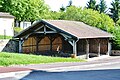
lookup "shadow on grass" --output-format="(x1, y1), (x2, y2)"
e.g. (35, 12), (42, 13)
(20, 69), (120, 80)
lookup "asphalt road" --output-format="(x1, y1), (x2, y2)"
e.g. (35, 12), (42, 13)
(21, 70), (120, 80)
(2, 62), (120, 80)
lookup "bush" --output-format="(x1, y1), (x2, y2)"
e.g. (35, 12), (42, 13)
(112, 26), (120, 50)
(13, 27), (23, 33)
(0, 35), (12, 39)
(61, 6), (114, 32)
(13, 27), (23, 35)
(116, 19), (120, 26)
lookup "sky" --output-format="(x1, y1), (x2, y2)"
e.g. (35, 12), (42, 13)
(44, 0), (113, 11)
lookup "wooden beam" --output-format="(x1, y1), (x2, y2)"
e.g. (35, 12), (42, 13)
(35, 31), (57, 34)
(36, 37), (39, 53)
(23, 33), (32, 40)
(62, 37), (65, 51)
(98, 43), (101, 57)
(60, 33), (72, 39)
(45, 25), (57, 32)
(60, 33), (73, 46)
(19, 40), (22, 53)
(34, 25), (44, 31)
(36, 36), (44, 54)
(68, 40), (74, 46)
(107, 42), (111, 56)
(19, 38), (23, 53)
(73, 40), (77, 56)
(44, 26), (46, 34)
(86, 39), (89, 59)
(49, 36), (53, 51)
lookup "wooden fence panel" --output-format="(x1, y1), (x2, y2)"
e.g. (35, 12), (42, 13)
(52, 37), (62, 51)
(22, 37), (36, 53)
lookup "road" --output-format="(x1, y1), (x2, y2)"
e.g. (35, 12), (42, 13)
(1, 62), (120, 80)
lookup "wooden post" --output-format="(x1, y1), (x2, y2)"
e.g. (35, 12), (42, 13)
(19, 39), (22, 53)
(107, 42), (111, 56)
(50, 36), (52, 51)
(36, 37), (39, 53)
(44, 26), (46, 34)
(86, 39), (89, 59)
(73, 40), (77, 57)
(98, 43), (101, 57)
(48, 35), (56, 52)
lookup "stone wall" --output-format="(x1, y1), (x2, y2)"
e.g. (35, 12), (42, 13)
(111, 50), (120, 56)
(0, 39), (19, 53)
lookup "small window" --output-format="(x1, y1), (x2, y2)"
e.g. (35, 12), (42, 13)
(23, 22), (31, 29)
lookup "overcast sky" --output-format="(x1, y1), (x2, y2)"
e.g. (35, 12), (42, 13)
(44, 0), (113, 11)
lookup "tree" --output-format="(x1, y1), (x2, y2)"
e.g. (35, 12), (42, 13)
(0, 0), (49, 22)
(49, 11), (61, 20)
(22, 0), (49, 22)
(60, 5), (65, 12)
(86, 0), (97, 10)
(112, 27), (120, 49)
(62, 6), (114, 32)
(99, 0), (107, 13)
(109, 0), (120, 23)
(67, 0), (73, 7)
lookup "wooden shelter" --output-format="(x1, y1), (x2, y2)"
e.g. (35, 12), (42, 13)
(14, 20), (113, 59)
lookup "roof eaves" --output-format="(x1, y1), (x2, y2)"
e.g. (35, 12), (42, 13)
(41, 20), (78, 39)
(78, 35), (114, 39)
(14, 20), (42, 38)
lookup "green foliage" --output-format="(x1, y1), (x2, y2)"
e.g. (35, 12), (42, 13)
(13, 27), (23, 33)
(0, 35), (12, 39)
(67, 0), (73, 7)
(0, 0), (49, 21)
(61, 6), (114, 32)
(112, 27), (120, 49)
(47, 11), (61, 20)
(99, 0), (107, 13)
(86, 0), (97, 10)
(0, 52), (83, 66)
(109, 0), (120, 23)
(60, 5), (66, 12)
(116, 19), (120, 26)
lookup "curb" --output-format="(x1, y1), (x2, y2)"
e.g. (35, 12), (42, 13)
(0, 61), (119, 78)
(0, 56), (120, 78)
(40, 62), (120, 72)
(0, 70), (32, 79)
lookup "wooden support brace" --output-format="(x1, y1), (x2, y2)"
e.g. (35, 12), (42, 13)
(73, 40), (77, 56)
(19, 38), (23, 53)
(107, 42), (111, 56)
(44, 26), (46, 34)
(98, 43), (101, 57)
(36, 37), (39, 53)
(86, 39), (89, 59)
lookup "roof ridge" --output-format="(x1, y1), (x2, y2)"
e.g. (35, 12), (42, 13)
(14, 20), (113, 38)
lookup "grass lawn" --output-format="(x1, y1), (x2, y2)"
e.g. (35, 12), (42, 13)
(0, 52), (85, 66)
(0, 35), (12, 39)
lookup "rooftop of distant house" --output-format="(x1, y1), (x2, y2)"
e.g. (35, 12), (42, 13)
(0, 12), (14, 18)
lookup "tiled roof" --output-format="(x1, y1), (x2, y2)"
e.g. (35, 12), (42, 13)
(0, 12), (14, 18)
(14, 20), (113, 39)
(45, 20), (113, 39)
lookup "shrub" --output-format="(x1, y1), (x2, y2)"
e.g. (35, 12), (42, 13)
(13, 27), (23, 35)
(112, 26), (120, 50)
(13, 27), (23, 33)
(61, 6), (114, 32)
(0, 35), (12, 39)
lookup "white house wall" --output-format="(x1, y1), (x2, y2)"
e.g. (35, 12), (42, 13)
(0, 18), (14, 36)
(20, 21), (31, 29)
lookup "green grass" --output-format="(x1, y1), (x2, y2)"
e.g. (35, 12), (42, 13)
(13, 27), (23, 33)
(0, 52), (85, 66)
(0, 35), (12, 39)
